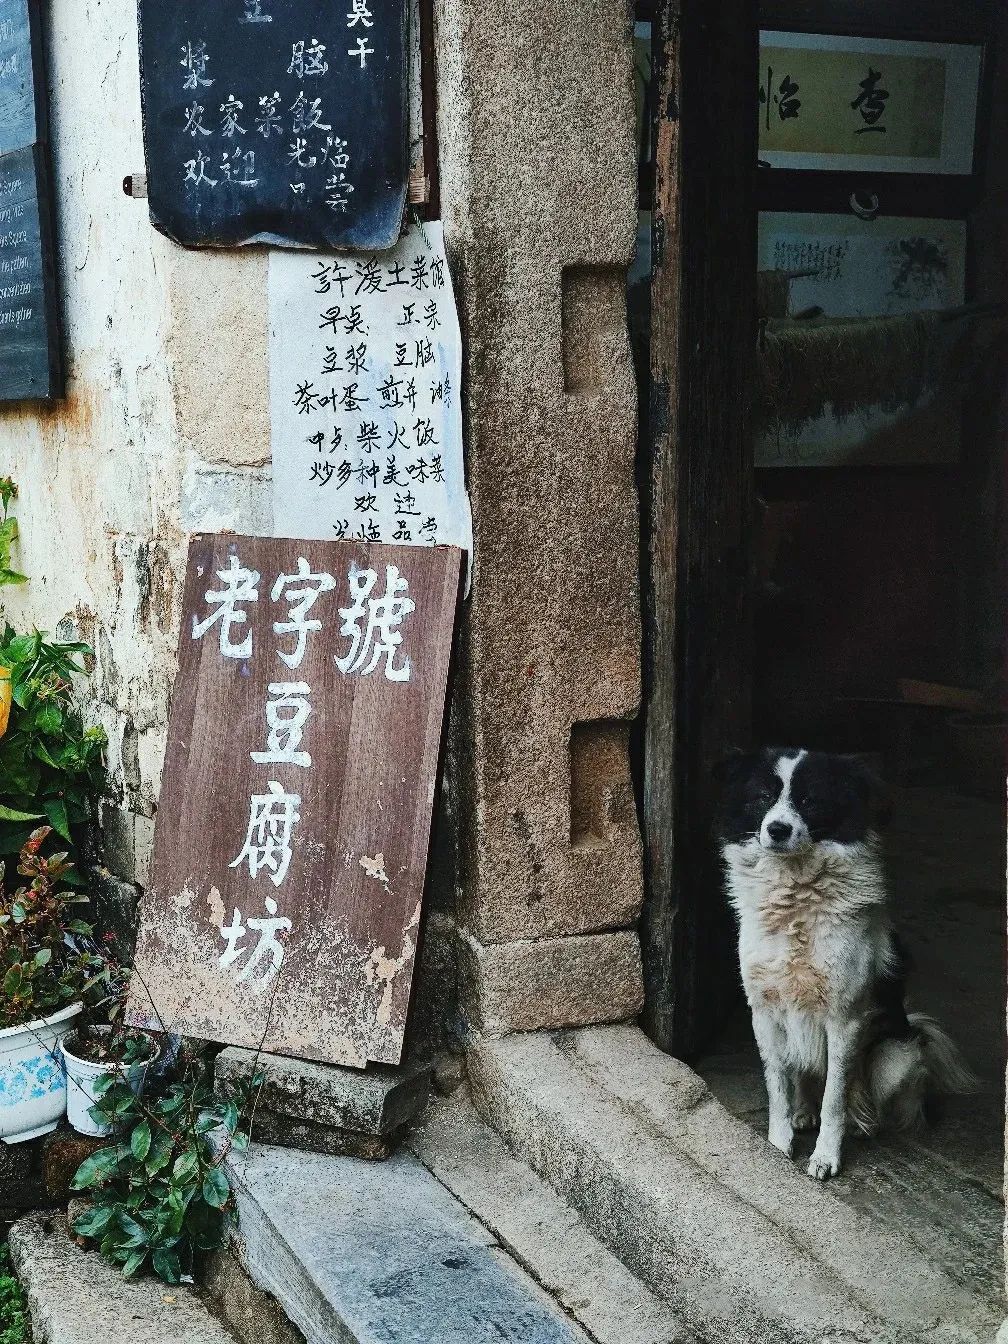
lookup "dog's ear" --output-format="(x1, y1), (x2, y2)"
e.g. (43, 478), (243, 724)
(712, 748), (758, 792)
(838, 753), (893, 828)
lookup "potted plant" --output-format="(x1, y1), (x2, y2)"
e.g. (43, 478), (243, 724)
(59, 957), (159, 1137)
(0, 828), (98, 1142)
(71, 1042), (260, 1284)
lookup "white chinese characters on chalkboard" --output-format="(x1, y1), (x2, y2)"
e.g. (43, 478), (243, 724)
(139, 0), (409, 249)
(269, 220), (473, 582)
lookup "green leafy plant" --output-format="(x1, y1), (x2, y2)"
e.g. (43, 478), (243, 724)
(0, 478), (27, 590)
(0, 628), (106, 875)
(70, 1043), (261, 1284)
(0, 1242), (29, 1344)
(0, 826), (101, 1030)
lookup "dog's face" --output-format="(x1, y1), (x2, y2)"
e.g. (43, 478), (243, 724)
(718, 749), (877, 856)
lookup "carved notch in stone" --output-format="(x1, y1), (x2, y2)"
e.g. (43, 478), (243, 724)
(570, 719), (636, 850)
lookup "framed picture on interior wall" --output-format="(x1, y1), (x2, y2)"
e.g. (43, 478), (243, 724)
(756, 212), (969, 467)
(758, 31), (984, 176)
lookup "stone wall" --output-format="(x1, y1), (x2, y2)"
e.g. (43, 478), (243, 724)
(436, 0), (645, 1034)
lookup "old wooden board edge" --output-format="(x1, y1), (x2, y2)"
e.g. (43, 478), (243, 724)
(126, 534), (462, 1068)
(642, 0), (757, 1059)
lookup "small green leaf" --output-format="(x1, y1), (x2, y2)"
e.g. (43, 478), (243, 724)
(33, 947), (51, 967)
(122, 1248), (147, 1278)
(172, 1146), (199, 1182)
(146, 1130), (173, 1175)
(130, 1121), (152, 1162)
(201, 1164), (230, 1209)
(71, 1145), (125, 1191)
(71, 1204), (116, 1239)
(41, 796), (72, 841)
(0, 803), (43, 822)
(152, 1247), (182, 1285)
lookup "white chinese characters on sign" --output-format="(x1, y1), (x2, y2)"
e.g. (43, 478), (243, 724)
(336, 563), (415, 682)
(189, 553), (416, 989)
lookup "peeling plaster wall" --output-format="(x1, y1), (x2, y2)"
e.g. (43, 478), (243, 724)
(0, 0), (271, 892)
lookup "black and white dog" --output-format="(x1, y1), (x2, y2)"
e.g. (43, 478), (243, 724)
(719, 749), (974, 1181)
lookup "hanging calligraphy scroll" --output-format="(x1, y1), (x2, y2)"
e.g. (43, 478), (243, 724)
(758, 32), (983, 176)
(126, 534), (461, 1068)
(0, 2), (61, 402)
(138, 0), (409, 249)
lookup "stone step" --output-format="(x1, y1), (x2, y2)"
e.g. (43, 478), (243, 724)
(214, 1046), (431, 1159)
(407, 1091), (697, 1344)
(468, 1025), (1002, 1344)
(9, 1212), (239, 1344)
(220, 1141), (598, 1344)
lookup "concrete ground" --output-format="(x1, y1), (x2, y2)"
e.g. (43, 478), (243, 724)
(696, 784), (1006, 1315)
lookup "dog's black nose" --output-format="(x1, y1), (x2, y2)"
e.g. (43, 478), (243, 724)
(767, 821), (792, 843)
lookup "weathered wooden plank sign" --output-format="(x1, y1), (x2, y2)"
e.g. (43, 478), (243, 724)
(138, 0), (409, 250)
(0, 0), (45, 155)
(0, 143), (60, 401)
(127, 534), (460, 1068)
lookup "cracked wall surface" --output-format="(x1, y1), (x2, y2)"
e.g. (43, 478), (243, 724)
(0, 0), (272, 895)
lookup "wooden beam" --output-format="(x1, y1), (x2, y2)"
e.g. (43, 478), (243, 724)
(642, 0), (758, 1059)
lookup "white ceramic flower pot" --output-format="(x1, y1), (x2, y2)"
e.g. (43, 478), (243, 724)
(60, 1029), (156, 1138)
(0, 1002), (83, 1144)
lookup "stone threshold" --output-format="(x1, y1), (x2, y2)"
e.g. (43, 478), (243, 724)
(467, 1024), (1003, 1344)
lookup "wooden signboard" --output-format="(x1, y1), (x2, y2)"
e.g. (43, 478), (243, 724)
(138, 0), (409, 250)
(0, 143), (60, 401)
(127, 534), (460, 1068)
(0, 0), (46, 155)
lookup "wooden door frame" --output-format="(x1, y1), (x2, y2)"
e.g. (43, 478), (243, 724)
(641, 0), (758, 1060)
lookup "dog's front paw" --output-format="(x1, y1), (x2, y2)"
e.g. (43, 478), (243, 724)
(807, 1149), (841, 1181)
(768, 1122), (794, 1159)
(791, 1109), (819, 1132)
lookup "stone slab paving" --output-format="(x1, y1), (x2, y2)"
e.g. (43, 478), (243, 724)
(226, 1143), (592, 1344)
(408, 1090), (698, 1343)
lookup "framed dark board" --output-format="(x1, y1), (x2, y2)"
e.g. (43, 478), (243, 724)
(0, 0), (46, 157)
(0, 143), (61, 402)
(138, 1), (409, 250)
(127, 534), (461, 1068)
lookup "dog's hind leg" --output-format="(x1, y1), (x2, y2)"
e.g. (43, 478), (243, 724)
(868, 1036), (928, 1132)
(792, 1073), (821, 1131)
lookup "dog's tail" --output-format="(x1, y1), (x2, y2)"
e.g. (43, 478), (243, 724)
(909, 1012), (979, 1095)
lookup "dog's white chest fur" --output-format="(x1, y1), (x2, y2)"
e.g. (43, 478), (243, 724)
(725, 840), (888, 1040)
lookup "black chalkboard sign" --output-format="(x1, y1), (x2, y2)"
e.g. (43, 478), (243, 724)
(0, 143), (62, 401)
(138, 0), (409, 251)
(0, 1), (46, 158)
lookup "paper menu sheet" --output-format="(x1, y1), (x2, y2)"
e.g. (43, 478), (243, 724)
(269, 220), (472, 585)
